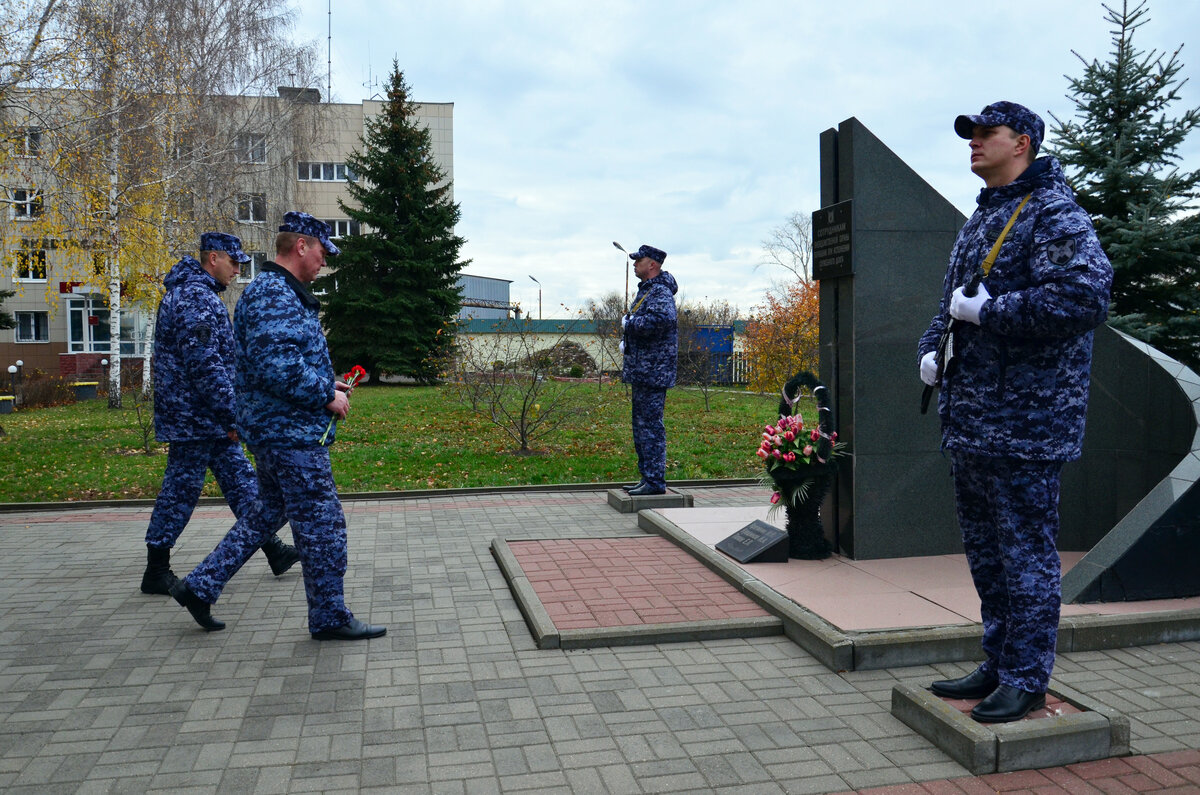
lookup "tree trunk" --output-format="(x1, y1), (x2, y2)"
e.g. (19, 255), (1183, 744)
(140, 307), (155, 397)
(106, 73), (122, 409)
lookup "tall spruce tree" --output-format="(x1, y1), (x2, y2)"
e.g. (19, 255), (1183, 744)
(1048, 0), (1200, 369)
(317, 63), (467, 382)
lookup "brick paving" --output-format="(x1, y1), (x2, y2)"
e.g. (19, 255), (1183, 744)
(1, 485), (1200, 793)
(508, 537), (772, 629)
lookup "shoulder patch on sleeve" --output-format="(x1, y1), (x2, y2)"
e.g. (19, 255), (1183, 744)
(1046, 237), (1077, 266)
(194, 324), (212, 345)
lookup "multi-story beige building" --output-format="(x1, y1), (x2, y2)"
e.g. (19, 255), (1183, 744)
(0, 91), (454, 379)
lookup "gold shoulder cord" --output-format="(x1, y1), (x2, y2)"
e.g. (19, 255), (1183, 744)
(981, 194), (1032, 277)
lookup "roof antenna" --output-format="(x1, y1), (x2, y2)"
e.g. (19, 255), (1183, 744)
(326, 0), (332, 101)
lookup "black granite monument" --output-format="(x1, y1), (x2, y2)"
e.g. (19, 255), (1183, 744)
(814, 118), (1200, 601)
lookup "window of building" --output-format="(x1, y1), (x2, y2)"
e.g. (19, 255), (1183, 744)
(237, 193), (266, 223)
(11, 188), (44, 220)
(66, 296), (147, 354)
(236, 132), (266, 163)
(297, 161), (355, 182)
(15, 311), (49, 343)
(14, 244), (47, 281)
(239, 251), (267, 282)
(324, 219), (360, 238)
(68, 296), (110, 353)
(16, 127), (42, 157)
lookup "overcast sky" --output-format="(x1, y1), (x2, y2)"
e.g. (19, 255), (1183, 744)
(292, 0), (1200, 318)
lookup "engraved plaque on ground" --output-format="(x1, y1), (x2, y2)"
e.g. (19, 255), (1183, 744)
(812, 199), (853, 280)
(715, 520), (789, 563)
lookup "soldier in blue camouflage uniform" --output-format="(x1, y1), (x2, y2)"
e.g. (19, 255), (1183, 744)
(918, 102), (1112, 722)
(620, 244), (678, 496)
(169, 213), (385, 641)
(141, 233), (299, 595)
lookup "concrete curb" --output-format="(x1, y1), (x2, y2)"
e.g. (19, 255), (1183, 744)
(1060, 607), (1200, 651)
(557, 616), (783, 649)
(0, 478), (760, 514)
(892, 681), (1130, 775)
(605, 488), (694, 513)
(490, 538), (560, 649)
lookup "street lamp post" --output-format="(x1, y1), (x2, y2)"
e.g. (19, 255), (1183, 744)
(7, 365), (16, 396)
(528, 275), (542, 320)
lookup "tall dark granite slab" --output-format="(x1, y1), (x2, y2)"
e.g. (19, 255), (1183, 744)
(815, 118), (1200, 599)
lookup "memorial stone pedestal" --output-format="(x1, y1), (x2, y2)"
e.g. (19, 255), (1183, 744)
(606, 488), (693, 514)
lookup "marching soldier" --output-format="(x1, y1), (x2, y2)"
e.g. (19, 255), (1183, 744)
(141, 233), (299, 595)
(169, 213), (384, 641)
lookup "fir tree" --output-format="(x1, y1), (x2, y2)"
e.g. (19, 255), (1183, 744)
(1048, 0), (1200, 369)
(317, 62), (467, 383)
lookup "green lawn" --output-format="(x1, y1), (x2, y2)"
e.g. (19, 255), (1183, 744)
(0, 384), (804, 503)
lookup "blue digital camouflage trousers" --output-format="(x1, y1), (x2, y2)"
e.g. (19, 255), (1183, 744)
(145, 439), (259, 548)
(631, 384), (668, 490)
(951, 451), (1064, 693)
(184, 446), (353, 633)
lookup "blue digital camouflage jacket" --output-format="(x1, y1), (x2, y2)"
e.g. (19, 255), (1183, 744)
(622, 270), (679, 389)
(234, 263), (339, 448)
(152, 256), (237, 441)
(918, 156), (1113, 461)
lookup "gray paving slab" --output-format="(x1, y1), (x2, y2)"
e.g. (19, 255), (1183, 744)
(0, 485), (1198, 794)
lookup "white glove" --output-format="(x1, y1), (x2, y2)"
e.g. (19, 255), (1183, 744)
(920, 351), (938, 386)
(621, 314), (630, 329)
(949, 282), (991, 325)
(618, 340), (625, 355)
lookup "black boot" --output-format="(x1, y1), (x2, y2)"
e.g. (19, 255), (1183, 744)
(140, 545), (178, 595)
(930, 666), (999, 699)
(970, 685), (1046, 723)
(168, 579), (225, 632)
(260, 534), (300, 576)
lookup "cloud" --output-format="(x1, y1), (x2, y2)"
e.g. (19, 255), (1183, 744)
(295, 0), (1200, 318)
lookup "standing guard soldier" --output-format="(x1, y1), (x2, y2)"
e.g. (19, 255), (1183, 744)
(141, 233), (299, 594)
(620, 244), (678, 496)
(169, 213), (384, 641)
(918, 102), (1112, 722)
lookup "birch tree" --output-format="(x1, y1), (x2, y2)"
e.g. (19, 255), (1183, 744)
(3, 0), (324, 405)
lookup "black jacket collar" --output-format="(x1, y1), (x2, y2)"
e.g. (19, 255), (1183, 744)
(262, 261), (321, 309)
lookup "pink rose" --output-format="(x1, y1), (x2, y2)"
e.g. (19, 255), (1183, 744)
(770, 492), (781, 504)
(810, 429), (820, 441)
(784, 430), (795, 441)
(772, 449), (782, 459)
(756, 448), (768, 459)
(803, 445), (813, 456)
